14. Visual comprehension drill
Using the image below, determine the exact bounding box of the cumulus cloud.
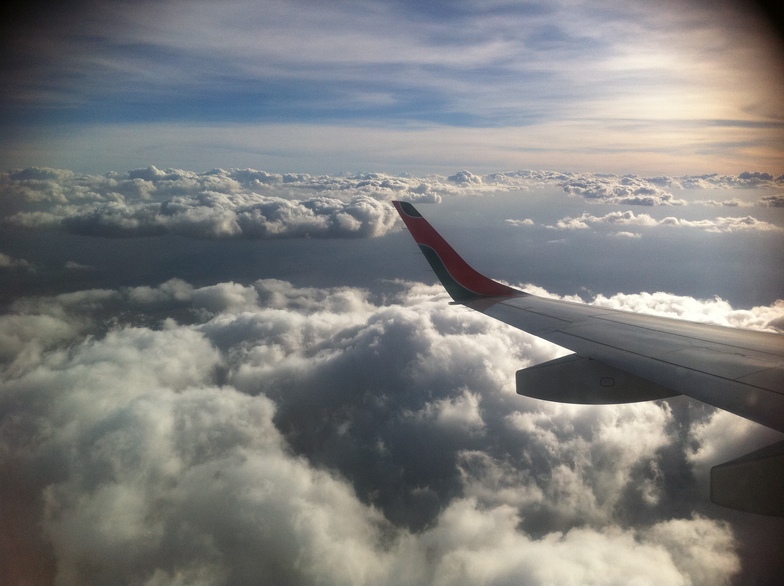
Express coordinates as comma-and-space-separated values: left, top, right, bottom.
4, 167, 784, 242
480, 170, 784, 196
8, 192, 399, 239
649, 172, 784, 190
2, 167, 457, 239
541, 211, 784, 234
562, 176, 686, 206
4, 277, 782, 584
589, 291, 784, 332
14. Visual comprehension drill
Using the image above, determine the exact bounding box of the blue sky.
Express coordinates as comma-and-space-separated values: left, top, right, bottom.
2, 0, 783, 174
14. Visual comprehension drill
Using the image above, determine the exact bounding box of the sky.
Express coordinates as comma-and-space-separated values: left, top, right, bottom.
2, 1, 784, 586
1, 0, 784, 174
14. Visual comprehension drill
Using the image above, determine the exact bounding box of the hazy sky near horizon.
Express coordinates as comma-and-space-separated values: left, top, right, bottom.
3, 2, 784, 585
2, 0, 784, 175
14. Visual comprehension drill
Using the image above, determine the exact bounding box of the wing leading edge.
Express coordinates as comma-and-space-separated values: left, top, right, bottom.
393, 201, 784, 516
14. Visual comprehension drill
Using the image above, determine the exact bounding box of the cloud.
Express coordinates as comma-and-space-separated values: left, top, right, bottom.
5, 167, 404, 238
589, 291, 784, 332
64, 260, 96, 271
505, 218, 535, 227
758, 194, 784, 207
4, 277, 783, 584
6, 168, 784, 244
562, 176, 686, 206
642, 516, 740, 585
472, 171, 784, 204
692, 199, 751, 207
542, 211, 784, 234
0, 252, 34, 271
7, 166, 579, 239
654, 172, 784, 190
7, 167, 784, 239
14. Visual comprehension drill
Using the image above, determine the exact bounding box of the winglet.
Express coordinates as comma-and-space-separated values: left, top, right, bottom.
393, 201, 523, 302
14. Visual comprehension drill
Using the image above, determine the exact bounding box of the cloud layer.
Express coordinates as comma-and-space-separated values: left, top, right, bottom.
540, 210, 784, 235
3, 277, 783, 584
2, 167, 783, 242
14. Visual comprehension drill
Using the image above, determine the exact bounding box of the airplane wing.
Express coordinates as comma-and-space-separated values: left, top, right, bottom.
393, 200, 784, 516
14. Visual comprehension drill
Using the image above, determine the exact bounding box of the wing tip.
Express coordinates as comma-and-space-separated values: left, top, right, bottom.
393, 200, 422, 218
392, 200, 523, 301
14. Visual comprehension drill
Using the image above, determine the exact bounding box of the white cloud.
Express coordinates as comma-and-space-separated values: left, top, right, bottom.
13, 193, 400, 239
693, 198, 751, 207
411, 388, 486, 433
589, 291, 784, 332
2, 167, 442, 239
4, 278, 781, 584
545, 210, 784, 234
505, 218, 535, 227
562, 176, 686, 206
5, 168, 784, 243
643, 516, 740, 585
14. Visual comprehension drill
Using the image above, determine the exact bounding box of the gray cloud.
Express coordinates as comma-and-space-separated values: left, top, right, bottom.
3, 278, 782, 584
64, 260, 96, 271
0, 252, 34, 271
758, 194, 784, 207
